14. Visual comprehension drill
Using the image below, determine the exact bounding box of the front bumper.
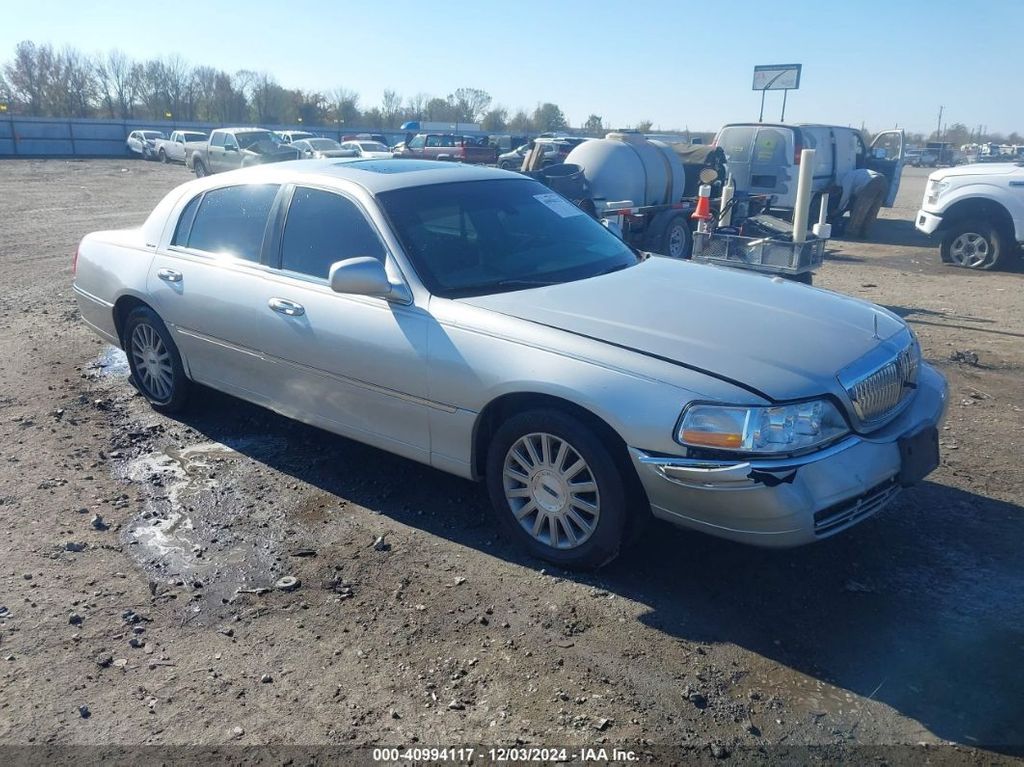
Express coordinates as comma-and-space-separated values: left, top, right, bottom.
915, 209, 943, 235
630, 363, 948, 547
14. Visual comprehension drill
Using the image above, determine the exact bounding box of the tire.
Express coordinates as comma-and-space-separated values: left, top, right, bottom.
486, 409, 628, 569
940, 219, 1009, 270
645, 212, 693, 258
122, 306, 190, 413
158, 149, 167, 164
193, 159, 208, 178
498, 160, 512, 170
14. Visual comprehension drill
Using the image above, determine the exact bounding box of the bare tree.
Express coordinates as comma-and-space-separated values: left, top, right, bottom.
94, 50, 139, 119
4, 41, 46, 115
381, 89, 402, 127
329, 87, 360, 126
450, 87, 491, 122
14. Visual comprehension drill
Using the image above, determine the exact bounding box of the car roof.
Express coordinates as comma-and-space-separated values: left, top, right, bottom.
216, 127, 273, 133
181, 159, 517, 195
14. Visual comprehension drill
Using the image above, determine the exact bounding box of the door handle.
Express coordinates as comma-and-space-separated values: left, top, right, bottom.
157, 268, 182, 283
268, 297, 305, 317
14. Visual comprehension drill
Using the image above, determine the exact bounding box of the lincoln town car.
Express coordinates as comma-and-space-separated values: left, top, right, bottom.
72, 161, 947, 567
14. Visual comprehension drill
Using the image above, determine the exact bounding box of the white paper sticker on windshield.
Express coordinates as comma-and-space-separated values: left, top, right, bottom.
534, 192, 585, 218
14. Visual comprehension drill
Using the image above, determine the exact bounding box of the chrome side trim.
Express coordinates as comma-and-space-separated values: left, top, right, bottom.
72, 284, 114, 308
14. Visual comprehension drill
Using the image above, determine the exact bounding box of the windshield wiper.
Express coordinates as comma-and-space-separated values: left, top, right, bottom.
494, 278, 559, 288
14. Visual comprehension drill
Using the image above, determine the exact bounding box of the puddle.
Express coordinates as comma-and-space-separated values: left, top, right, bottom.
119, 436, 293, 611
90, 345, 130, 377
733, 666, 862, 717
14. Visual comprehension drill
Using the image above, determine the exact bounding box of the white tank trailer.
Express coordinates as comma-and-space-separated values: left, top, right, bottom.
564, 132, 694, 258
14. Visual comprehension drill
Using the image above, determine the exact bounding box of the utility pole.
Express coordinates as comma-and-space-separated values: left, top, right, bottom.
936, 105, 944, 140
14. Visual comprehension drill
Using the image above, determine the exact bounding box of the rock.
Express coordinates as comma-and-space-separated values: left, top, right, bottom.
22, 573, 32, 580
232, 726, 244, 738
447, 700, 465, 710
69, 613, 83, 625
275, 576, 300, 592
742, 719, 761, 736
0, 606, 8, 618
289, 547, 317, 558
260, 673, 273, 684
3, 655, 14, 662
687, 691, 707, 709
128, 637, 145, 649
454, 576, 467, 586
78, 705, 91, 719
90, 514, 109, 531
709, 742, 729, 759
595, 717, 612, 731
218, 627, 234, 637
95, 654, 114, 668
372, 534, 390, 552
65, 541, 87, 553
949, 349, 980, 367
112, 658, 128, 668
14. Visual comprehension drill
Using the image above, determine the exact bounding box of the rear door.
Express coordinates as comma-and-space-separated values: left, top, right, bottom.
715, 125, 798, 207
868, 129, 905, 207
147, 183, 282, 399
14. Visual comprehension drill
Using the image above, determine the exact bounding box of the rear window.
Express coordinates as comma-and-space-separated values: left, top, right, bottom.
716, 126, 757, 162
182, 184, 279, 262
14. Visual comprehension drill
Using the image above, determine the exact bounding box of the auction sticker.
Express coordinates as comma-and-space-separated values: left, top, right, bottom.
534, 193, 585, 218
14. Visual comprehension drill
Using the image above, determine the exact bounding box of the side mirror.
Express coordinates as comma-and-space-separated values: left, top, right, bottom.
329, 257, 392, 298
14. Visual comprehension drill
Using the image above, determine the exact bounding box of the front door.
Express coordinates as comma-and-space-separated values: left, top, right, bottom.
254, 184, 432, 463
147, 183, 282, 401
868, 129, 905, 207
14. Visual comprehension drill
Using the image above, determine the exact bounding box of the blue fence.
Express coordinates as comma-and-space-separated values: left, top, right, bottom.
0, 116, 415, 158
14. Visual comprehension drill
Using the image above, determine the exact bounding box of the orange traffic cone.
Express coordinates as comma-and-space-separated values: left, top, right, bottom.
691, 184, 712, 221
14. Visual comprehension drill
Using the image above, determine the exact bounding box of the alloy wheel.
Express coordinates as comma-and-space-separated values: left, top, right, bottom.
502, 432, 600, 550
130, 323, 174, 401
948, 231, 992, 268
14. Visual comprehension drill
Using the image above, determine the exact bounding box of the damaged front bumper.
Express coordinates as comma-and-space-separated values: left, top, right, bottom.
629, 363, 948, 547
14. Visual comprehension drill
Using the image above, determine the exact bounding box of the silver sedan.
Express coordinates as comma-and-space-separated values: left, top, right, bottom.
72, 160, 947, 568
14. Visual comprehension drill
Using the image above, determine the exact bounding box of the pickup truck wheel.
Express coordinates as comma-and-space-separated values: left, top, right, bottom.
193, 159, 207, 178
123, 307, 190, 413
486, 409, 626, 569
941, 219, 1008, 270
158, 148, 167, 163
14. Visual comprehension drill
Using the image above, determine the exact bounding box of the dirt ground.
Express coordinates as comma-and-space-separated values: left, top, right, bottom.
0, 159, 1022, 764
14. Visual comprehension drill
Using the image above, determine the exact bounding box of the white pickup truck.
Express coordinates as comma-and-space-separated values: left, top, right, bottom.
152, 130, 208, 164
916, 163, 1024, 270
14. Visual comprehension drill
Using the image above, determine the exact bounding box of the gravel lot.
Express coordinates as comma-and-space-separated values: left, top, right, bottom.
0, 159, 1022, 762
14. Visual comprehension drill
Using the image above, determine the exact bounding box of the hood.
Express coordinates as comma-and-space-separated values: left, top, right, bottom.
930, 162, 1023, 181
317, 149, 358, 158
458, 257, 905, 401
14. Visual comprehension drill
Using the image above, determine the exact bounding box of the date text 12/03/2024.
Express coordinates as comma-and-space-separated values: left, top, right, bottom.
371, 747, 640, 762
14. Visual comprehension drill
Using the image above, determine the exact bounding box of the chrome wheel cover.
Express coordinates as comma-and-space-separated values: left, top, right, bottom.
130, 323, 174, 401
503, 432, 600, 550
949, 231, 991, 268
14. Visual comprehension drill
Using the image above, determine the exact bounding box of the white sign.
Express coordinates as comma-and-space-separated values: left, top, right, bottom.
534, 193, 584, 218
752, 64, 802, 91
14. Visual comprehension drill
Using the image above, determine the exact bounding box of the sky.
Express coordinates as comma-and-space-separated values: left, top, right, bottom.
2, 0, 1022, 135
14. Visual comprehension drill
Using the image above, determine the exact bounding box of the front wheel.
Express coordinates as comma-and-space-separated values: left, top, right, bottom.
193, 159, 208, 178
123, 307, 191, 413
486, 410, 628, 569
158, 149, 167, 163
940, 219, 1008, 270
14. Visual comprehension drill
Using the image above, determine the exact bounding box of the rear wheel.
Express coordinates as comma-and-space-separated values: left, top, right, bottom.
646, 213, 693, 258
941, 219, 1008, 270
123, 307, 190, 413
158, 148, 167, 163
486, 409, 628, 569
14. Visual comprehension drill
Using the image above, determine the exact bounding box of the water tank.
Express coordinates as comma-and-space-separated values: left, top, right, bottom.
565, 132, 686, 210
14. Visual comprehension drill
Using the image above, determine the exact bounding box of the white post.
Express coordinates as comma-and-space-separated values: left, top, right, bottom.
792, 148, 815, 244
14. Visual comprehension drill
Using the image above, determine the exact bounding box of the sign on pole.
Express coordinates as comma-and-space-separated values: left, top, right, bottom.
753, 64, 802, 122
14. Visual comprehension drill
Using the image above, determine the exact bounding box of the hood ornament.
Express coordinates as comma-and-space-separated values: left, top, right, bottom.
872, 312, 880, 340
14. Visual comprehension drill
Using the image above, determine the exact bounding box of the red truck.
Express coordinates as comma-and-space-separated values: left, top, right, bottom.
395, 133, 497, 164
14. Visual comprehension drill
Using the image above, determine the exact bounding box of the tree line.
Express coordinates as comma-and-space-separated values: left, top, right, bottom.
0, 40, 606, 133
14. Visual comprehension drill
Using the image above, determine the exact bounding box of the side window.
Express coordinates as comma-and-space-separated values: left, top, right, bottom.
172, 193, 203, 246
211, 132, 225, 147
717, 126, 756, 162
280, 187, 386, 279
409, 135, 425, 149
426, 135, 441, 148
185, 184, 280, 262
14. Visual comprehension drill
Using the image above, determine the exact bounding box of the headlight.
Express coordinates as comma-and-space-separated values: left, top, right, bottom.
926, 179, 949, 205
677, 400, 848, 455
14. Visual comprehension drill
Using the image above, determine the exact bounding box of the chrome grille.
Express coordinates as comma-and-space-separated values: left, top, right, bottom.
845, 341, 919, 424
814, 479, 900, 535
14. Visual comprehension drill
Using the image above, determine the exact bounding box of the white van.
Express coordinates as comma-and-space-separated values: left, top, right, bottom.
713, 123, 906, 211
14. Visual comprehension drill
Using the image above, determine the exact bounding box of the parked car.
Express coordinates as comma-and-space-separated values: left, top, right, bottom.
394, 133, 497, 164
497, 143, 529, 170
497, 137, 588, 170
342, 133, 390, 146
293, 138, 357, 159
72, 161, 947, 568
714, 123, 906, 212
276, 130, 317, 144
152, 130, 208, 164
126, 130, 166, 159
339, 140, 394, 159
915, 162, 1024, 270
186, 128, 300, 177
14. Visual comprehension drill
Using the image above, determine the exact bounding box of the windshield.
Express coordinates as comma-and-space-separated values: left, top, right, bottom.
183, 132, 206, 142
360, 142, 388, 152
142, 131, 165, 140
237, 131, 276, 149
377, 178, 638, 298
308, 138, 340, 149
